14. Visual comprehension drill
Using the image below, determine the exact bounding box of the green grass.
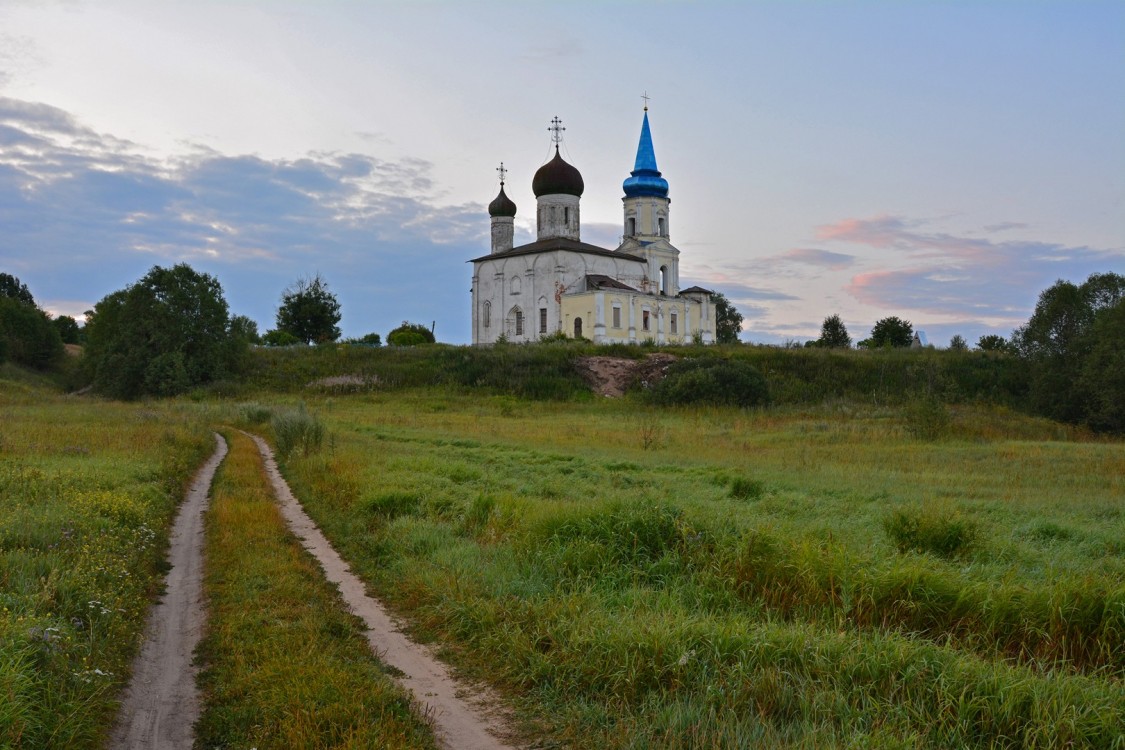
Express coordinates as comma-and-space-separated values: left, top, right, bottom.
0, 385, 212, 748
268, 390, 1124, 748
194, 430, 437, 749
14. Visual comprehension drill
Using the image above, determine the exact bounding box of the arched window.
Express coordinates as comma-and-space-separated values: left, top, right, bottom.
627, 217, 636, 236
483, 300, 491, 328
660, 265, 669, 295
511, 275, 521, 295
574, 317, 582, 338
658, 217, 666, 236
510, 307, 523, 336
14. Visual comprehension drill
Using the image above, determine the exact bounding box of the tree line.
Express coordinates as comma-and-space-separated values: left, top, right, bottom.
2, 266, 1121, 430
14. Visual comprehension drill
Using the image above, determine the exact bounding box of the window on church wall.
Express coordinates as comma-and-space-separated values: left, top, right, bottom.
511, 276, 520, 295
483, 301, 491, 328
564, 206, 569, 224
658, 217, 666, 236
660, 265, 669, 296
514, 309, 524, 336
627, 217, 636, 236
670, 312, 678, 334
612, 305, 622, 329
642, 310, 650, 331
539, 308, 547, 334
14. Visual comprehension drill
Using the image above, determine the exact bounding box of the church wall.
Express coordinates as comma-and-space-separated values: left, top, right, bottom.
471, 250, 648, 344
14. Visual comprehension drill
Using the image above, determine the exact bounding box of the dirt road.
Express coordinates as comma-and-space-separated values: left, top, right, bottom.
108, 433, 228, 750
247, 433, 519, 750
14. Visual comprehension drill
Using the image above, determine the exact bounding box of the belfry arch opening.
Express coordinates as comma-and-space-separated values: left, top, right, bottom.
660, 265, 669, 295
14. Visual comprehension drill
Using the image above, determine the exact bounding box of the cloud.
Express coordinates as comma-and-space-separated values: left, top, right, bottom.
981, 222, 1028, 234
0, 95, 489, 341
773, 248, 855, 270
817, 213, 1123, 323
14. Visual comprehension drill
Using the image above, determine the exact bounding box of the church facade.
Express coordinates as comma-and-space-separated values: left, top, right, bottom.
470, 111, 715, 345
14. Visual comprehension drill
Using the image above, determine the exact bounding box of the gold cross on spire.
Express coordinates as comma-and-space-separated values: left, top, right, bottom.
548, 116, 565, 145
496, 162, 508, 186
641, 91, 650, 111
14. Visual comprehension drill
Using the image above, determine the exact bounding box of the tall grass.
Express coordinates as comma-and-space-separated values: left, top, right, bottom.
195, 431, 436, 749
0, 385, 211, 748
272, 391, 1125, 748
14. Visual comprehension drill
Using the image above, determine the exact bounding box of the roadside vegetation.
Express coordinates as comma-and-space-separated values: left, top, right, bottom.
0, 383, 211, 748
194, 430, 436, 749
274, 391, 1124, 748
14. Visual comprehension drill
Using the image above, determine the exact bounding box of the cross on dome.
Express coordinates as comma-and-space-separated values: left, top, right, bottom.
641, 91, 650, 111
496, 161, 508, 186
548, 116, 566, 145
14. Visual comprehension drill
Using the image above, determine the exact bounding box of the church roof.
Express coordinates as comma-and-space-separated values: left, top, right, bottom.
679, 285, 714, 295
469, 237, 644, 264
585, 274, 639, 292
488, 184, 517, 217
622, 111, 669, 199
532, 146, 585, 197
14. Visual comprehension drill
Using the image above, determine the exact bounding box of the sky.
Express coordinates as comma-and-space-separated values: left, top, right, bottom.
0, 0, 1122, 346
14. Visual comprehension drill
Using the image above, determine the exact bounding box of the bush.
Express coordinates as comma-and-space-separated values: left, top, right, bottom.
647, 357, 769, 408
387, 322, 435, 346
883, 504, 978, 558
904, 396, 951, 440
237, 402, 273, 425
729, 477, 765, 501
271, 405, 325, 458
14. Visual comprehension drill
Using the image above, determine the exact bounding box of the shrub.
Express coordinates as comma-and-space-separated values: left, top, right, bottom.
904, 396, 951, 440
271, 405, 325, 458
237, 402, 273, 425
647, 357, 769, 408
387, 322, 435, 346
883, 504, 978, 558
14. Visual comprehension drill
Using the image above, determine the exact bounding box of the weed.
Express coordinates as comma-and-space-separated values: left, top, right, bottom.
271, 404, 324, 458
882, 503, 979, 557
729, 477, 765, 501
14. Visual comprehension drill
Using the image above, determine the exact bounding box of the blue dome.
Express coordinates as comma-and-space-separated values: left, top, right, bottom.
622, 111, 669, 199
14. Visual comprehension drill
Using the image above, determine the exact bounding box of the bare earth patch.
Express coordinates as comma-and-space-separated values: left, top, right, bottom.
576, 353, 677, 397
109, 433, 228, 750
248, 433, 520, 750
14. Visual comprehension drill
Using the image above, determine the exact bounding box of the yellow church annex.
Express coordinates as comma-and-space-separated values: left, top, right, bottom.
470, 110, 716, 345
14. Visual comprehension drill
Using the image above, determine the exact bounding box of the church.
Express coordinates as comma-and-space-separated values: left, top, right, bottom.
470, 109, 716, 345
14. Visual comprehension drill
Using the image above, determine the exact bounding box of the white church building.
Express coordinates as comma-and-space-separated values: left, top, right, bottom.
470, 110, 715, 345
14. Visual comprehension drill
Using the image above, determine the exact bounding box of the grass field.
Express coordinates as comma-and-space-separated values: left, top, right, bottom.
0, 381, 211, 747
195, 430, 437, 749
268, 390, 1124, 748
3, 352, 1123, 748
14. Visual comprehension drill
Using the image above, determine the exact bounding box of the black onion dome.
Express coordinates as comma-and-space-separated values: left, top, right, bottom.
532, 146, 584, 197
488, 184, 517, 217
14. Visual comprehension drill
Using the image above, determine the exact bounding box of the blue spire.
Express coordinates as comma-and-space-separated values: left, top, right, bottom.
623, 111, 669, 198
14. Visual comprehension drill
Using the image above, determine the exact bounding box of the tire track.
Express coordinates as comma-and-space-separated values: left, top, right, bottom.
108, 433, 228, 750
246, 432, 519, 750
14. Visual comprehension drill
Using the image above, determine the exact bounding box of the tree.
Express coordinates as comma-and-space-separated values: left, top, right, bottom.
83, 264, 245, 399
976, 334, 1010, 352
713, 292, 743, 344
948, 334, 968, 352
387, 321, 435, 346
276, 274, 341, 344
0, 273, 35, 306
1079, 298, 1125, 432
0, 273, 63, 369
0, 296, 63, 369
52, 315, 82, 344
262, 329, 300, 346
867, 316, 913, 348
816, 314, 851, 348
1012, 272, 1125, 426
